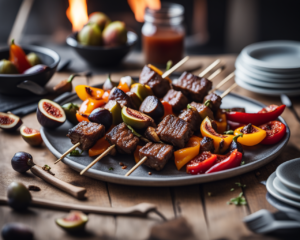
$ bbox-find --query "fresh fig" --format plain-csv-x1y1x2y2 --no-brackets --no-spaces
20,126,43,146
0,59,19,74
88,108,112,130
0,112,22,131
23,64,49,75
62,103,80,125
7,182,32,211
27,52,41,66
139,96,164,120
53,75,76,94
37,99,66,129
78,23,102,46
56,211,88,232
88,12,111,31
1,223,33,240
11,151,34,173
103,21,127,47
103,74,117,91
104,100,122,125
121,106,155,129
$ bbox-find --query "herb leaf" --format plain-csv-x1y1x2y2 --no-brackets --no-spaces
109,167,114,171
241,161,245,166
227,192,247,206
230,188,234,191
69,149,83,156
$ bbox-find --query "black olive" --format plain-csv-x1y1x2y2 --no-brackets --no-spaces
2,223,33,240
139,96,164,120
88,108,112,130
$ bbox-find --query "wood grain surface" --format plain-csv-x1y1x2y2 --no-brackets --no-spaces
1,55,300,240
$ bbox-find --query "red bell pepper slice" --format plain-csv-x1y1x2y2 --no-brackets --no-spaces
205,149,243,174
225,105,285,126
259,121,286,145
186,152,217,175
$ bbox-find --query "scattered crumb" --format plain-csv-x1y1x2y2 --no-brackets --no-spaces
119,162,124,166
148,172,152,175
28,185,41,191
122,166,127,169
256,172,261,176
208,192,212,197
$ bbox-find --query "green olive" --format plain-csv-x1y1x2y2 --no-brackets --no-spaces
121,106,155,129
27,52,42,66
0,59,18,74
130,83,153,102
62,103,80,125
104,100,122,125
78,23,102,46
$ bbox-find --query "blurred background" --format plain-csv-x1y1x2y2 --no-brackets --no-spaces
1,0,300,55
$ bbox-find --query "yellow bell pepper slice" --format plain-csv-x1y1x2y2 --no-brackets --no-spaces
234,125,266,146
174,136,202,170
215,110,227,134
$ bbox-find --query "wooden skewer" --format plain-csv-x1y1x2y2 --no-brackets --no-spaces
80,145,115,175
54,142,80,164
199,59,221,78
125,156,148,177
162,56,190,79
220,82,238,98
211,72,235,93
207,66,225,81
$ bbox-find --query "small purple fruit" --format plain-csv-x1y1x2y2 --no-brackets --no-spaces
88,108,112,130
2,223,33,240
11,152,34,173
7,182,32,211
23,64,49,75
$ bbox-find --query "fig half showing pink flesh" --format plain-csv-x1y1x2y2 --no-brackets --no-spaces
0,112,23,131
37,99,66,129
20,126,43,146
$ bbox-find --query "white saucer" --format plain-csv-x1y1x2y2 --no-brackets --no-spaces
266,172,300,208
241,41,300,72
273,177,300,202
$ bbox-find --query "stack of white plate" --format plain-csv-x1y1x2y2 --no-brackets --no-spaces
267,159,300,208
235,41,300,96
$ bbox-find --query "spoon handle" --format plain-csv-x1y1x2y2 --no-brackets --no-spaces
290,106,300,123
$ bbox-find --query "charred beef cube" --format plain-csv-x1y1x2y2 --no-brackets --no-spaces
163,89,189,112
109,87,132,108
189,102,214,120
173,72,212,102
200,137,215,153
203,93,222,112
156,115,193,148
139,142,174,171
139,65,171,98
126,91,141,110
178,108,201,132
105,123,139,154
67,121,105,151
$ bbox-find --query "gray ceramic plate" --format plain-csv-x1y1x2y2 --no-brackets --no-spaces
267,172,300,208
273,177,300,202
41,89,290,186
276,158,300,193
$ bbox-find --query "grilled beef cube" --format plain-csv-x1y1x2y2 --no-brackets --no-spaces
67,121,105,151
139,65,171,98
105,123,139,154
203,93,222,112
173,72,212,102
139,142,174,171
156,115,193,148
126,91,141,110
178,108,201,132
163,89,189,112
200,137,215,153
190,102,214,120
109,87,131,108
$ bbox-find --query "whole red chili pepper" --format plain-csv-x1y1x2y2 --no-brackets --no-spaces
9,39,31,73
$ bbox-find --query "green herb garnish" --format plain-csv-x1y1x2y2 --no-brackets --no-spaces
166,60,173,71
227,192,247,206
109,167,114,171
204,100,212,108
230,188,234,191
241,161,245,166
69,149,83,156
224,130,234,135
235,182,246,188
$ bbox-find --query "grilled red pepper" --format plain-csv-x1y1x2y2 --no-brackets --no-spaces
259,121,286,145
186,151,217,175
205,149,242,174
225,105,285,126
9,39,31,73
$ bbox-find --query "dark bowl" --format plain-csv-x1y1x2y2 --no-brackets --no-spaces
66,31,138,67
0,45,60,95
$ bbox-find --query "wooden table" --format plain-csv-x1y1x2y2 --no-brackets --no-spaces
1,55,300,240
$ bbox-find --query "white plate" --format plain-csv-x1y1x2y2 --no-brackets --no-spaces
273,177,300,202
276,158,300,193
241,41,300,72
267,172,300,208
235,77,300,96
235,70,300,89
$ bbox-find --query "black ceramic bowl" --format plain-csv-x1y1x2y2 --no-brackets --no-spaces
66,31,138,67
0,45,60,95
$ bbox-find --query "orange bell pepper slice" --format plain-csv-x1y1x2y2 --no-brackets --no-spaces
174,136,202,170
200,117,233,154
89,136,111,157
9,39,31,73
148,64,172,83
79,98,106,115
102,90,110,103
76,112,89,122
75,85,104,101
161,101,174,118
215,110,227,134
134,146,143,163
234,124,266,146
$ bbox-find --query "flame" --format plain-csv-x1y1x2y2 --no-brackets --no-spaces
66,0,89,32
128,0,161,22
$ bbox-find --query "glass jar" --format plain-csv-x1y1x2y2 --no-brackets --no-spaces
142,3,185,66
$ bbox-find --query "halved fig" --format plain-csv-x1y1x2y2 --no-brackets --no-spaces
104,100,122,125
139,96,164,120
37,99,66,129
20,126,43,146
121,106,155,129
56,211,88,232
0,112,22,131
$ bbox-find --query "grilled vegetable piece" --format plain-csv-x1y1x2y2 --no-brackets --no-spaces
203,92,222,112
178,108,201,132
121,107,155,129
156,115,193,148
139,65,171,98
131,83,153,101
67,121,105,151
108,87,132,108
229,134,244,154
163,89,189,112
139,96,164,120
144,126,160,142
104,100,122,125
139,142,174,171
189,102,214,120
106,123,139,154
173,72,212,102
200,137,215,153
126,91,142,110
